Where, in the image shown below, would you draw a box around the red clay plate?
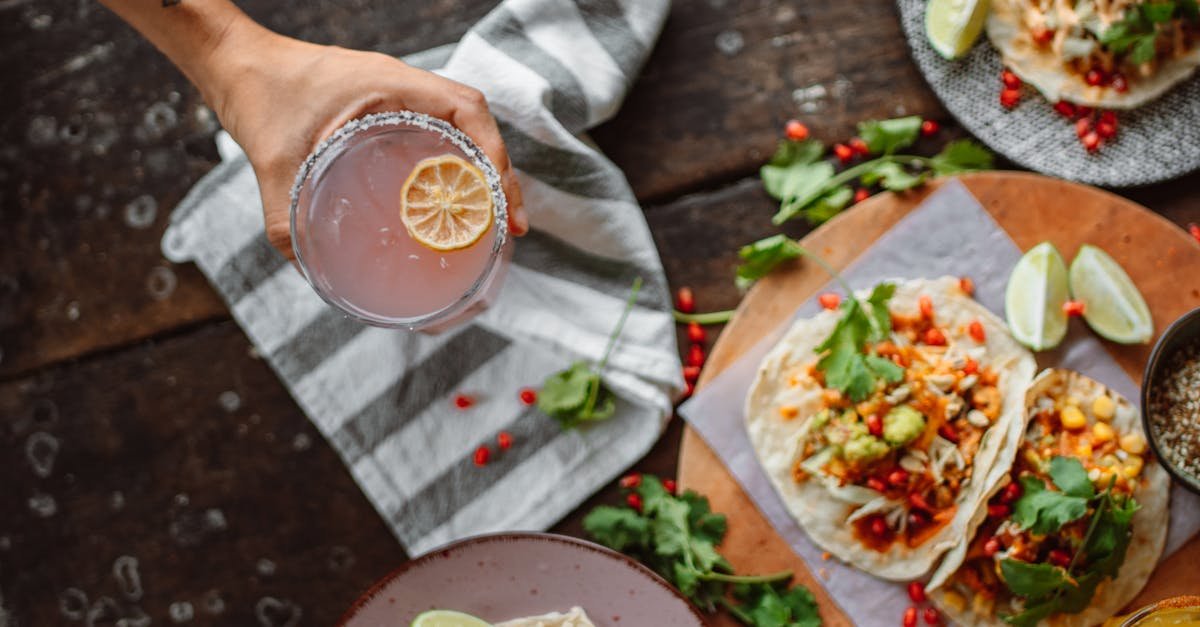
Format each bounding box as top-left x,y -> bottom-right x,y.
339,532 -> 705,627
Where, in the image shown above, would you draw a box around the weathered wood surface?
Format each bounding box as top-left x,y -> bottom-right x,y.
678,173 -> 1200,626
3,0 -> 1200,625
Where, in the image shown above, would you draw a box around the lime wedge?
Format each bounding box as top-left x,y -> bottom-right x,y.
1068,244 -> 1153,344
1006,241 -> 1070,351
926,0 -> 991,59
411,610 -> 491,627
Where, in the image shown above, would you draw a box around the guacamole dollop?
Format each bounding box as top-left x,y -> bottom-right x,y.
883,405 -> 926,446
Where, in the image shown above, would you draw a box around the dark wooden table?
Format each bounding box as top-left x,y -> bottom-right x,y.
2,1 -> 1198,625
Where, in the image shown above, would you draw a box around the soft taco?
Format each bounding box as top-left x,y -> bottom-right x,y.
928,369 -> 1169,627
987,0 -> 1200,108
746,276 -> 1036,580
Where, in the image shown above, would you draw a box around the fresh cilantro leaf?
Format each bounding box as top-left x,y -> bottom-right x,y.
1049,456 -> 1095,499
732,582 -> 822,627
582,506 -> 650,553
680,490 -> 729,545
864,282 -> 897,340
802,185 -> 854,223
864,354 -> 905,383
814,284 -> 898,401
762,161 -> 834,204
861,161 -> 926,191
1143,2 -> 1177,23
767,138 -> 825,168
857,116 -> 923,155
999,559 -> 1071,601
1012,475 -> 1089,535
537,278 -> 640,428
930,139 -> 994,175
735,235 -> 805,290
1131,34 -> 1159,63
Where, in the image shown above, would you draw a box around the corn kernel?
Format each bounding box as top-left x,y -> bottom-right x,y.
941,590 -> 967,613
1075,442 -> 1094,458
1092,395 -> 1115,421
779,405 -> 799,420
972,593 -> 995,616
1120,433 -> 1147,455
1094,466 -> 1118,487
1123,456 -> 1145,478
1060,405 -> 1087,430
1092,422 -> 1115,444
1024,449 -> 1042,468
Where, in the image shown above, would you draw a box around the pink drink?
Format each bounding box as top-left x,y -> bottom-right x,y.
291,112 -> 511,330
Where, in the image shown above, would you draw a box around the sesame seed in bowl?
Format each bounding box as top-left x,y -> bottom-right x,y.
1143,307 -> 1200,495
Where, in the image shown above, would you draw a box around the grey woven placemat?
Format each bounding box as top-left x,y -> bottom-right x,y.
897,0 -> 1200,187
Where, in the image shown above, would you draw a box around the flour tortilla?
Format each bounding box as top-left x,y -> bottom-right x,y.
745,276 -> 1036,581
930,369 -> 1171,627
496,607 -> 595,627
987,0 -> 1200,109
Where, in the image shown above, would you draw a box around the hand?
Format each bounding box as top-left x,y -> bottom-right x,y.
203,22 -> 528,259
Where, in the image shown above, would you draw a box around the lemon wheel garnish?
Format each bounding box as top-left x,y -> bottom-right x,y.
400,155 -> 495,251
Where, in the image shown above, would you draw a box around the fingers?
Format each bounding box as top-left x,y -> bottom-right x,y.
260,184 -> 296,261
442,87 -> 528,236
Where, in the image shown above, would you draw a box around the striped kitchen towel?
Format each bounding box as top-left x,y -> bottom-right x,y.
161,0 -> 680,555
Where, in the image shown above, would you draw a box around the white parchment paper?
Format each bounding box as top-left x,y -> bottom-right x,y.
678,179 -> 1200,626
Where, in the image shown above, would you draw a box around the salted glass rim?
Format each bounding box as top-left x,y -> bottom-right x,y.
288,111 -> 509,329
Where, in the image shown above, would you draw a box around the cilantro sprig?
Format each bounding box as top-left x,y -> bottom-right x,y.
537,277 -> 641,428
761,116 -> 993,225
1000,458 -> 1140,626
584,476 -> 821,626
1101,0 -> 1199,64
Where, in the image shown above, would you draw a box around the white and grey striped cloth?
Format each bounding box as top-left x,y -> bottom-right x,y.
162,0 -> 681,556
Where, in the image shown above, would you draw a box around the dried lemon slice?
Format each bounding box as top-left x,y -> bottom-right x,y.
400,154 -> 494,251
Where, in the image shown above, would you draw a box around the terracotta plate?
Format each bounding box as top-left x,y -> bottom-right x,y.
339,532 -> 705,626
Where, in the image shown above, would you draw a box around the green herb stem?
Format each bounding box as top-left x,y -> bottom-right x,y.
716,597 -> 756,625
673,309 -> 736,325
597,277 -> 643,372
773,154 -> 932,226
1067,481 -> 1114,574
699,570 -> 794,585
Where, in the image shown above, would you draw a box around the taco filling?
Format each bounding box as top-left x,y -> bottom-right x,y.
935,373 -> 1161,626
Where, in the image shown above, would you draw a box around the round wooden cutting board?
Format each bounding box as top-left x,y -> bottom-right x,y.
677,172 -> 1200,626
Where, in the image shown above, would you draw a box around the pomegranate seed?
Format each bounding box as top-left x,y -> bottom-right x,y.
908,510 -> 930,528
663,479 -> 677,494
854,188 -> 870,203
920,120 -> 940,136
1189,223 -> 1200,244
924,327 -> 947,346
1082,131 -> 1101,153
959,276 -> 975,296
984,536 -> 1002,557
1096,121 -> 1116,139
497,431 -> 514,450
866,413 -> 884,437
1111,73 -> 1129,93
903,606 -> 919,627
938,423 -> 960,443
969,320 -> 987,343
1032,27 -> 1055,44
1053,101 -> 1076,117
871,516 -> 889,537
675,287 -> 695,313
454,394 -> 474,409
834,143 -> 854,164
1000,481 -> 1023,503
473,446 -> 491,466
867,477 -> 887,492
908,492 -> 933,512
1075,117 -> 1092,138
1063,300 -> 1087,317
626,492 -> 643,512
519,388 -> 538,405
1076,105 -> 1094,118
683,365 -> 701,383
1049,549 -> 1072,568
849,137 -> 871,156
907,581 -> 927,604
687,344 -> 705,367
924,607 -> 941,626
888,469 -> 910,487
619,473 -> 642,489
1085,69 -> 1105,86
785,119 -> 810,141
818,292 -> 842,310
1100,110 -> 1117,125
687,322 -> 705,344
1000,88 -> 1021,109
963,358 -> 979,375
988,503 -> 1011,518
1001,69 -> 1022,89
919,294 -> 934,319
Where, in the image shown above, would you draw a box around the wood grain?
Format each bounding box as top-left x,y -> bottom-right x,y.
678,172 -> 1200,625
